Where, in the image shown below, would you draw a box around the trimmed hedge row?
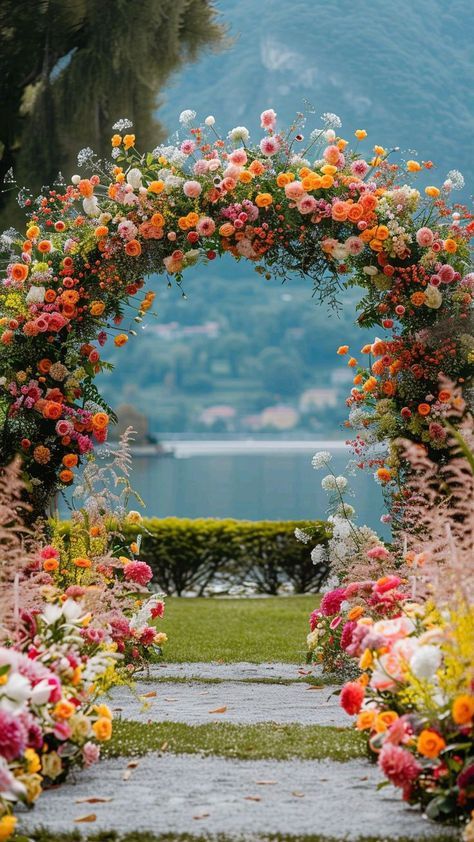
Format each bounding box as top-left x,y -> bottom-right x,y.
59,517 -> 330,596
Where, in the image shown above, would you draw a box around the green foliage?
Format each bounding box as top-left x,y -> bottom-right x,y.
26,831 -> 459,842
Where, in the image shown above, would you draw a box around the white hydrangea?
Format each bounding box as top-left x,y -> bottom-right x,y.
179,109 -> 196,125
164,175 -> 184,191
228,126 -> 250,144
409,645 -> 442,679
321,475 -> 337,491
328,515 -> 353,540
311,545 -> 328,566
289,154 -> 310,168
312,451 -> 331,470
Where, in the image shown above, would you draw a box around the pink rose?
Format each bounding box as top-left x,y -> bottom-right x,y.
183,180 -> 202,198
83,741 -> 100,766
260,109 -> 277,130
285,181 -> 305,200
416,227 -> 434,247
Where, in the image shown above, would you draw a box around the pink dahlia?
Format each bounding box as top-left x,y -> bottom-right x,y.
320,587 -> 346,617
378,743 -> 421,788
340,620 -> 357,651
139,627 -> 156,646
340,681 -> 365,715
309,609 -> 322,632
259,136 -> 280,157
0,710 -> 26,761
260,109 -> 277,130
124,561 -> 153,586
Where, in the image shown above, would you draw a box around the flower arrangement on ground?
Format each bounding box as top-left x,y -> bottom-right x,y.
0,110 -> 472,512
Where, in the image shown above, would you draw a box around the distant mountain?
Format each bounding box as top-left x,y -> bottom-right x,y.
159,0 -> 474,193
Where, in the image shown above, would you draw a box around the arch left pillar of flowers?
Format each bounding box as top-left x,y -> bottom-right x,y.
0,110 -> 472,517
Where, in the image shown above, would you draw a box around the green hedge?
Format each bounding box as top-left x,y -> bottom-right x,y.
59,517 -> 330,596
123,517 -> 329,596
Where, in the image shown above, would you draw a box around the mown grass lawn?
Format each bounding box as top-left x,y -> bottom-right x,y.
105,720 -> 363,762
29,830 -> 458,842
160,595 -> 318,663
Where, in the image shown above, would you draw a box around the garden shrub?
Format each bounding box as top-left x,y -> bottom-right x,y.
58,517 -> 330,596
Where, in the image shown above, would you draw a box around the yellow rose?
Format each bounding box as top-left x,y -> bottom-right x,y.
94,704 -> 113,720
92,716 -> 113,741
355,129 -> 367,140
70,713 -> 92,741
0,815 -> 16,842
154,632 -> 168,646
16,772 -> 43,804
41,750 -> 63,780
25,748 -> 41,774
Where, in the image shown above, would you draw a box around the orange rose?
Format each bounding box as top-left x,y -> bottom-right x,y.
44,289 -> 56,303
26,225 -> 40,239
178,217 -> 190,230
37,240 -> 52,253
114,333 -> 128,347
417,403 -> 431,416
78,179 -> 93,198
11,263 -> 29,283
376,467 -> 392,483
347,605 -> 364,621
219,223 -> 235,238
94,225 -> 109,238
92,412 -> 109,430
444,239 -> 458,253
62,454 -> 78,468
38,358 -> 52,374
375,711 -> 398,732
382,380 -> 396,396
376,225 -> 389,241
73,557 -> 91,568
255,193 -> 273,208
59,469 -> 74,484
53,700 -> 76,719
320,174 -> 334,189
125,239 -> 141,257
407,160 -> 421,172
452,695 -> 474,725
43,558 -> 59,572
43,401 -> 62,420
417,729 -> 446,758
148,180 -> 164,194
360,194 -> 378,212
248,160 -> 265,176
90,301 -> 105,316
347,204 -> 364,222
187,212 -> 199,227
356,710 -> 377,731
410,291 -> 426,306
239,170 -> 253,183
276,172 -> 292,187
438,390 -> 451,403
151,212 -> 165,228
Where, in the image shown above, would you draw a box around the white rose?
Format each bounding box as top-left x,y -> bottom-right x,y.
83,196 -> 99,216
25,285 -> 46,305
126,168 -> 142,189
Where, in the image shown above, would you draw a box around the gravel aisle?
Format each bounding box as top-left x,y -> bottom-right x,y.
149,661 -> 315,681
19,754 -> 452,839
109,679 -> 345,726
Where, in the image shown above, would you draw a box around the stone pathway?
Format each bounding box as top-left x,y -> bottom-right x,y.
21,755 -> 452,839
109,679 -> 345,726
19,663 -> 455,839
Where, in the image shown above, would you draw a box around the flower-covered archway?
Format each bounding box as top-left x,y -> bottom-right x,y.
0,109 -> 472,513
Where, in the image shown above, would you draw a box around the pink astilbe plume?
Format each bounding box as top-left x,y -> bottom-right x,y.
0,458 -> 42,641
397,378 -> 474,608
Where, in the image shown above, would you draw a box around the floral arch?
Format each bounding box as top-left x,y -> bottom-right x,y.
0,109 -> 472,514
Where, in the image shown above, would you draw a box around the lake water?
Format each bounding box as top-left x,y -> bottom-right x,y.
114,441 -> 387,533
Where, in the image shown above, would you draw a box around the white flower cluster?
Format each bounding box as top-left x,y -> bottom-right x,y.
444,169 -> 464,190
179,109 -> 196,125
112,118 -> 133,131
228,126 -> 250,144
312,450 -> 331,470
294,527 -> 311,543
321,112 -> 342,129
321,474 -> 348,492
77,147 -> 95,167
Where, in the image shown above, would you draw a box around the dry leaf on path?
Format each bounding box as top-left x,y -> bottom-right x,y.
160,741 -> 169,752
193,812 -> 210,820
127,761 -> 139,768
208,705 -> 227,714
292,791 -> 305,798
256,780 -> 277,785
306,685 -> 323,690
140,691 -> 157,699
164,698 -> 178,702
244,795 -> 261,802
122,770 -> 132,781
74,814 -> 97,823
75,797 -> 112,804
